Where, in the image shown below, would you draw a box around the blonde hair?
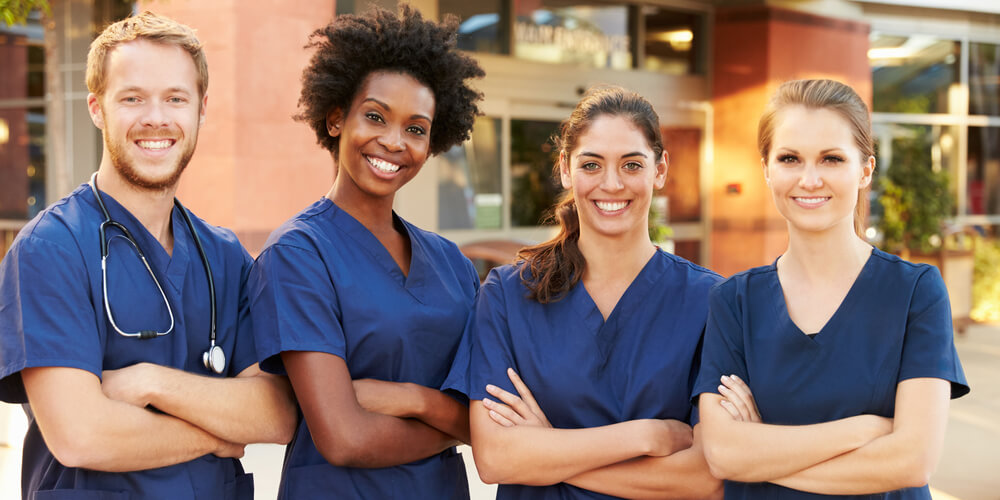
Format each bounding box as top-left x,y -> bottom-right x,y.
87,11 -> 208,99
758,79 -> 874,235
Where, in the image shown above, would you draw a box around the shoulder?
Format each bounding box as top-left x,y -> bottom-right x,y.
657,250 -> 723,289
259,199 -> 337,255
400,217 -> 469,263
709,262 -> 775,301
7,186 -> 96,260
869,247 -> 941,285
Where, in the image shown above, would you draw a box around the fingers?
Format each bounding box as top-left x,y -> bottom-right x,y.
719,399 -> 743,420
506,368 -> 551,427
482,397 -> 520,426
486,383 -> 535,420
729,375 -> 761,419
718,375 -> 761,423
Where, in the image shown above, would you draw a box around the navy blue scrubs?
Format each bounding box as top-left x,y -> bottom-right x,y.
248,198 -> 478,500
0,184 -> 257,499
444,249 -> 721,499
693,248 -> 969,500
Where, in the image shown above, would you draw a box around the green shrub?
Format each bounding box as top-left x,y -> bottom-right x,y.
971,237 -> 1000,323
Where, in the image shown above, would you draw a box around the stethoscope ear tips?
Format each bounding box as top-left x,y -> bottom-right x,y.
203,345 -> 226,374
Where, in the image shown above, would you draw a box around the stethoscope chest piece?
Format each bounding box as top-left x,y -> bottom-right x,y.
203,344 -> 226,374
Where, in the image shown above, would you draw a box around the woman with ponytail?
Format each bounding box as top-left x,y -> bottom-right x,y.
444,86 -> 722,499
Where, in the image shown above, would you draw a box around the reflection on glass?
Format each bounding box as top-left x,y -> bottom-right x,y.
968,127 -> 1000,215
511,119 -> 561,227
970,43 -> 1000,116
872,123 -> 959,221
439,117 -> 503,230
870,33 -> 959,114
641,6 -> 703,75
513,0 -> 630,69
440,0 -> 507,54
0,108 -> 45,219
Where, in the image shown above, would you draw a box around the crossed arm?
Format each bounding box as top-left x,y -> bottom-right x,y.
470,368 -> 722,499
279,350 -> 469,468
700,375 -> 950,494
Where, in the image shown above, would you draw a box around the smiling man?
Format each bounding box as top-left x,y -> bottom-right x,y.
0,12 -> 295,499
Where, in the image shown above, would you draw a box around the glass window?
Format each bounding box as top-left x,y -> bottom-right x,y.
440,0 -> 508,54
513,0 -> 630,69
510,119 -> 561,227
870,33 -> 960,114
1,17 -> 46,221
967,127 -> 1000,215
970,42 -> 1000,116
438,117 -> 503,230
872,123 -> 960,219
640,6 -> 704,75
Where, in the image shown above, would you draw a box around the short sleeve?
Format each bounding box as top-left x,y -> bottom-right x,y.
228,248 -> 259,376
441,268 -> 517,401
898,267 -> 969,398
248,241 -> 345,375
0,236 -> 103,403
691,280 -> 749,404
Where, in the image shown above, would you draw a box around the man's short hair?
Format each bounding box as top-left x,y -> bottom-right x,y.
87,11 -> 208,99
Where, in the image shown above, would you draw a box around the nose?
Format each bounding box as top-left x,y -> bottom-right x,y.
139,101 -> 170,128
600,166 -> 624,191
798,164 -> 824,190
376,127 -> 404,152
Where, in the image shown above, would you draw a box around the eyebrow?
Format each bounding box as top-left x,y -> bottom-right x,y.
775,148 -> 846,155
115,86 -> 193,95
576,151 -> 648,159
364,97 -> 432,122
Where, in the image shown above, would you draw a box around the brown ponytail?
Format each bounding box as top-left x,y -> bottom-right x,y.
517,86 -> 663,303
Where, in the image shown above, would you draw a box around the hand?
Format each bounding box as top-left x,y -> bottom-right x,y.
645,418 -> 694,457
482,368 -> 551,428
352,378 -> 417,418
101,362 -> 157,408
213,439 -> 246,459
717,374 -> 761,422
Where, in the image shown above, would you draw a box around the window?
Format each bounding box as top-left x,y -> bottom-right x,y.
870,33 -> 960,114
967,127 -> 1000,216
438,117 -> 504,230
510,119 -> 561,227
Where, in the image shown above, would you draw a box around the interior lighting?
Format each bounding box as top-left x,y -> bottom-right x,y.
0,118 -> 9,145
651,29 -> 693,51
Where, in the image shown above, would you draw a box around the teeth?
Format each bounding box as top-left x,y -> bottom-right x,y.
595,201 -> 628,212
794,197 -> 828,205
136,139 -> 172,150
367,156 -> 401,173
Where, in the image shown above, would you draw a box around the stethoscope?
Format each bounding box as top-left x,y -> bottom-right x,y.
89,172 -> 226,374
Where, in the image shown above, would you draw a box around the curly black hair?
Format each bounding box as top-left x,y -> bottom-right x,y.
295,4 -> 484,156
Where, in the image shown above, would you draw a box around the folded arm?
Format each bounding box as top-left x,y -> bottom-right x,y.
23,366 -> 243,472
101,362 -> 296,445
771,378 -> 951,494
353,378 -> 470,443
282,350 -> 457,468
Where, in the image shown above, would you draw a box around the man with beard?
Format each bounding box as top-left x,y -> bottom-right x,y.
0,12 -> 295,499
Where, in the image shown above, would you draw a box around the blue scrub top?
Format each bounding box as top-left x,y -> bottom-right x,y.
248,198 -> 479,500
693,248 -> 969,500
443,249 -> 722,499
0,184 -> 258,499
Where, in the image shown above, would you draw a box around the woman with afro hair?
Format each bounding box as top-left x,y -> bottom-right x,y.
247,5 -> 484,499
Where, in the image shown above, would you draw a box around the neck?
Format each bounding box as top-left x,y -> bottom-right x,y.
577,225 -> 657,283
781,220 -> 872,281
326,179 -> 396,234
94,163 -> 177,254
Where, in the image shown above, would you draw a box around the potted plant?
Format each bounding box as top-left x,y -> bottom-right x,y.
875,130 -> 974,331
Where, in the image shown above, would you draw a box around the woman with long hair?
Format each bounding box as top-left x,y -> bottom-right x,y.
445,86 -> 722,499
695,79 -> 969,499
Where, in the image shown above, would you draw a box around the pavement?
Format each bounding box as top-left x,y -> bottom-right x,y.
2,322 -> 998,500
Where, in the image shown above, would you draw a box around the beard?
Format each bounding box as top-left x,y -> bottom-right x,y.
105,127 -> 198,192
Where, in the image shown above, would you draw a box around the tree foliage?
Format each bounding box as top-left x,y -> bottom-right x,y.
0,0 -> 50,26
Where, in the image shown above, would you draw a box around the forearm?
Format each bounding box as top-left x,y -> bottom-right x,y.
124,363 -> 297,445
24,367 -> 236,472
311,409 -> 459,468
566,441 -> 722,499
405,383 -> 470,443
471,402 -> 656,486
699,394 -> 885,482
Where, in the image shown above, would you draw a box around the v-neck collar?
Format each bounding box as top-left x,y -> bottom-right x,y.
88,187 -> 192,294
769,248 -> 875,344
570,250 -> 669,359
326,199 -> 428,300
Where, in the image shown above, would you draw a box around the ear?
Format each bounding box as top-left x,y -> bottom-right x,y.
761,157 -> 770,185
859,155 -> 875,189
87,93 -> 105,130
326,108 -> 344,138
653,150 -> 669,190
199,93 -> 208,127
559,152 -> 572,190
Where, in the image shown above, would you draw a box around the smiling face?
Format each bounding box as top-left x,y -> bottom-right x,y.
88,39 -> 206,191
328,70 -> 435,204
763,105 -> 874,236
560,114 -> 667,241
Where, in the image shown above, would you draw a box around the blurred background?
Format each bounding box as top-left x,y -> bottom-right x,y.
1,0 -> 998,498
